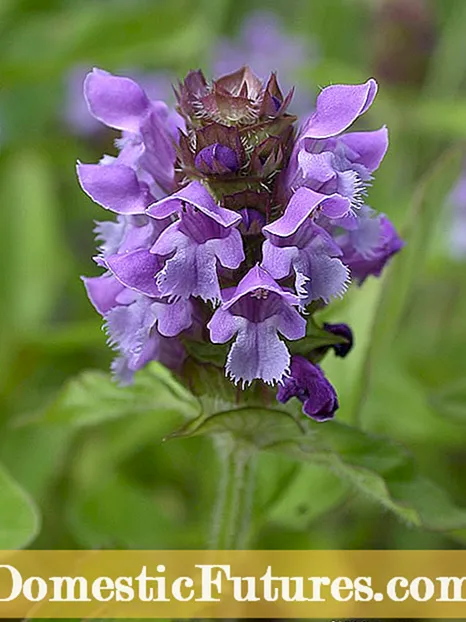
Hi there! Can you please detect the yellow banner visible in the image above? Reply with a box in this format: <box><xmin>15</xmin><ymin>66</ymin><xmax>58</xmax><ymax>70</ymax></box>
<box><xmin>0</xmin><ymin>550</ymin><xmax>466</xmax><ymax>618</ymax></box>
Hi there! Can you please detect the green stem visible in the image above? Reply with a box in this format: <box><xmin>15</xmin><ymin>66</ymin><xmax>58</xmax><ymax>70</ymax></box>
<box><xmin>210</xmin><ymin>436</ymin><xmax>256</xmax><ymax>550</ymax></box>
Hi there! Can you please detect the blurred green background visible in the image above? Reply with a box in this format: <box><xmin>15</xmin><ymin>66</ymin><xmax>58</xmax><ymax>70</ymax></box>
<box><xmin>1</xmin><ymin>0</ymin><xmax>466</xmax><ymax>582</ymax></box>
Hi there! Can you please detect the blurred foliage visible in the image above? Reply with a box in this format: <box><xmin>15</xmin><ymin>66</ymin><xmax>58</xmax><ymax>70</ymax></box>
<box><xmin>0</xmin><ymin>5</ymin><xmax>466</xmax><ymax>616</ymax></box>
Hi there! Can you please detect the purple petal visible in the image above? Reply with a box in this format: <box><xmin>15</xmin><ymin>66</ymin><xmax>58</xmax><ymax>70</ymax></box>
<box><xmin>225</xmin><ymin>318</ymin><xmax>291</xmax><ymax>386</ymax></box>
<box><xmin>261</xmin><ymin>239</ymin><xmax>297</xmax><ymax>280</ymax></box>
<box><xmin>302</xmin><ymin>79</ymin><xmax>378</xmax><ymax>139</ymax></box>
<box><xmin>208</xmin><ymin>228</ymin><xmax>245</xmax><ymax>269</ymax></box>
<box><xmin>156</xmin><ymin>234</ymin><xmax>222</xmax><ymax>302</ymax></box>
<box><xmin>147</xmin><ymin>181</ymin><xmax>241</xmax><ymax>227</ymax></box>
<box><xmin>77</xmin><ymin>163</ymin><xmax>153</xmax><ymax>214</ymax></box>
<box><xmin>106</xmin><ymin>249</ymin><xmax>162</xmax><ymax>297</ymax></box>
<box><xmin>224</xmin><ymin>265</ymin><xmax>299</xmax><ymax>310</ymax></box>
<box><xmin>276</xmin><ymin>305</ymin><xmax>306</xmax><ymax>340</ymax></box>
<box><xmin>153</xmin><ymin>298</ymin><xmax>193</xmax><ymax>337</ymax></box>
<box><xmin>264</xmin><ymin>187</ymin><xmax>350</xmax><ymax>237</ymax></box>
<box><xmin>82</xmin><ymin>274</ymin><xmax>125</xmax><ymax>315</ymax></box>
<box><xmin>139</xmin><ymin>108</ymin><xmax>176</xmax><ymax>193</ymax></box>
<box><xmin>208</xmin><ymin>307</ymin><xmax>238</xmax><ymax>343</ymax></box>
<box><xmin>319</xmin><ymin>195</ymin><xmax>352</xmax><ymax>219</ymax></box>
<box><xmin>277</xmin><ymin>356</ymin><xmax>338</xmax><ymax>421</ymax></box>
<box><xmin>105</xmin><ymin>296</ymin><xmax>157</xmax><ymax>362</ymax></box>
<box><xmin>298</xmin><ymin>151</ymin><xmax>336</xmax><ymax>186</ymax></box>
<box><xmin>296</xmin><ymin>253</ymin><xmax>350</xmax><ymax>303</ymax></box>
<box><xmin>341</xmin><ymin>126</ymin><xmax>389</xmax><ymax>173</ymax></box>
<box><xmin>263</xmin><ymin>187</ymin><xmax>325</xmax><ymax>237</ymax></box>
<box><xmin>84</xmin><ymin>68</ymin><xmax>150</xmax><ymax>132</ymax></box>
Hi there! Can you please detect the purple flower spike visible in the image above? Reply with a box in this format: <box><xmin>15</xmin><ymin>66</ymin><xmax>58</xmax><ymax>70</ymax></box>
<box><xmin>78</xmin><ymin>65</ymin><xmax>400</xmax><ymax>408</ymax></box>
<box><xmin>276</xmin><ymin>355</ymin><xmax>339</xmax><ymax>421</ymax></box>
<box><xmin>208</xmin><ymin>265</ymin><xmax>306</xmax><ymax>386</ymax></box>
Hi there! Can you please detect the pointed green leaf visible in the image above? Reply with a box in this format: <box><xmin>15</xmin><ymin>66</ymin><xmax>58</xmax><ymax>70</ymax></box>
<box><xmin>269</xmin><ymin>421</ymin><xmax>466</xmax><ymax>531</ymax></box>
<box><xmin>168</xmin><ymin>407</ymin><xmax>304</xmax><ymax>450</ymax></box>
<box><xmin>38</xmin><ymin>362</ymin><xmax>200</xmax><ymax>427</ymax></box>
<box><xmin>265</xmin><ymin>463</ymin><xmax>349</xmax><ymax>530</ymax></box>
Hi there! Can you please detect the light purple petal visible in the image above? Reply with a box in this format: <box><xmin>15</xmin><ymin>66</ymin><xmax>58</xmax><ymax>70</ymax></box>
<box><xmin>341</xmin><ymin>126</ymin><xmax>389</xmax><ymax>173</ymax></box>
<box><xmin>152</xmin><ymin>298</ymin><xmax>193</xmax><ymax>337</ymax></box>
<box><xmin>77</xmin><ymin>163</ymin><xmax>153</xmax><ymax>214</ymax></box>
<box><xmin>226</xmin><ymin>318</ymin><xmax>291</xmax><ymax>386</ymax></box>
<box><xmin>82</xmin><ymin>274</ymin><xmax>125</xmax><ymax>314</ymax></box>
<box><xmin>261</xmin><ymin>239</ymin><xmax>297</xmax><ymax>280</ymax></box>
<box><xmin>296</xmin><ymin>253</ymin><xmax>350</xmax><ymax>303</ymax></box>
<box><xmin>298</xmin><ymin>151</ymin><xmax>336</xmax><ymax>186</ymax></box>
<box><xmin>84</xmin><ymin>68</ymin><xmax>150</xmax><ymax>132</ymax></box>
<box><xmin>156</xmin><ymin>235</ymin><xmax>221</xmax><ymax>302</ymax></box>
<box><xmin>105</xmin><ymin>296</ymin><xmax>157</xmax><ymax>362</ymax></box>
<box><xmin>224</xmin><ymin>265</ymin><xmax>299</xmax><ymax>310</ymax></box>
<box><xmin>263</xmin><ymin>187</ymin><xmax>325</xmax><ymax>237</ymax></box>
<box><xmin>208</xmin><ymin>228</ymin><xmax>245</xmax><ymax>269</ymax></box>
<box><xmin>276</xmin><ymin>305</ymin><xmax>306</xmax><ymax>340</ymax></box>
<box><xmin>147</xmin><ymin>181</ymin><xmax>241</xmax><ymax>227</ymax></box>
<box><xmin>302</xmin><ymin>79</ymin><xmax>378</xmax><ymax>139</ymax></box>
<box><xmin>264</xmin><ymin>187</ymin><xmax>350</xmax><ymax>237</ymax></box>
<box><xmin>106</xmin><ymin>249</ymin><xmax>162</xmax><ymax>297</ymax></box>
<box><xmin>319</xmin><ymin>195</ymin><xmax>352</xmax><ymax>219</ymax></box>
<box><xmin>139</xmin><ymin>108</ymin><xmax>177</xmax><ymax>193</ymax></box>
<box><xmin>208</xmin><ymin>307</ymin><xmax>238</xmax><ymax>343</ymax></box>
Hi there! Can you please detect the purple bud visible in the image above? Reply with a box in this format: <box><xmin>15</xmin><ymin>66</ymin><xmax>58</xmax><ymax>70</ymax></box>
<box><xmin>323</xmin><ymin>322</ymin><xmax>353</xmax><ymax>358</ymax></box>
<box><xmin>240</xmin><ymin>208</ymin><xmax>266</xmax><ymax>235</ymax></box>
<box><xmin>195</xmin><ymin>143</ymin><xmax>240</xmax><ymax>175</ymax></box>
<box><xmin>277</xmin><ymin>355</ymin><xmax>338</xmax><ymax>421</ymax></box>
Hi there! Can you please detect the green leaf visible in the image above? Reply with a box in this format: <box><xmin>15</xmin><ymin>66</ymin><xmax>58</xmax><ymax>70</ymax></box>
<box><xmin>38</xmin><ymin>362</ymin><xmax>200</xmax><ymax>427</ymax></box>
<box><xmin>168</xmin><ymin>407</ymin><xmax>304</xmax><ymax>450</ymax></box>
<box><xmin>269</xmin><ymin>421</ymin><xmax>466</xmax><ymax>531</ymax></box>
<box><xmin>265</xmin><ymin>462</ymin><xmax>349</xmax><ymax>530</ymax></box>
<box><xmin>0</xmin><ymin>462</ymin><xmax>41</xmax><ymax>548</ymax></box>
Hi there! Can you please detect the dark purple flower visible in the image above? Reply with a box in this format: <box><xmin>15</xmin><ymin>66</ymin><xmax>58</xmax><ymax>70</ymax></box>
<box><xmin>323</xmin><ymin>323</ymin><xmax>354</xmax><ymax>358</ymax></box>
<box><xmin>277</xmin><ymin>355</ymin><xmax>338</xmax><ymax>421</ymax></box>
<box><xmin>338</xmin><ymin>207</ymin><xmax>404</xmax><ymax>283</ymax></box>
<box><xmin>208</xmin><ymin>265</ymin><xmax>306</xmax><ymax>386</ymax></box>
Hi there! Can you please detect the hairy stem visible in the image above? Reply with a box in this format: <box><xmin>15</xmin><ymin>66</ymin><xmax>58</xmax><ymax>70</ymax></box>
<box><xmin>210</xmin><ymin>436</ymin><xmax>256</xmax><ymax>550</ymax></box>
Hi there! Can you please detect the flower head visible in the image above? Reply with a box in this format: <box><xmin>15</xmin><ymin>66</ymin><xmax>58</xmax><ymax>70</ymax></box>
<box><xmin>78</xmin><ymin>65</ymin><xmax>402</xmax><ymax>417</ymax></box>
<box><xmin>277</xmin><ymin>356</ymin><xmax>339</xmax><ymax>421</ymax></box>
